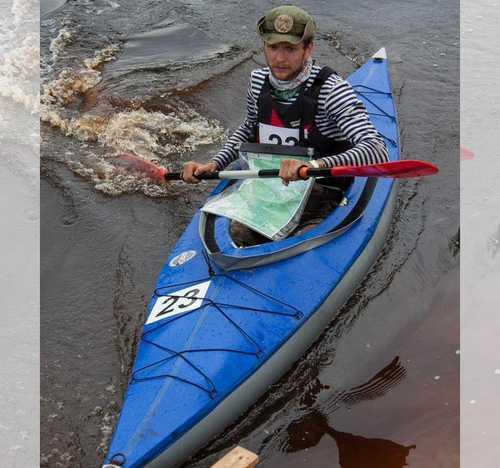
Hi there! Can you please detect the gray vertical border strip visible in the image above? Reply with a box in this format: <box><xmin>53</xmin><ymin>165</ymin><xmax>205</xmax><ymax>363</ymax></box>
<box><xmin>0</xmin><ymin>0</ymin><xmax>40</xmax><ymax>465</ymax></box>
<box><xmin>461</xmin><ymin>0</ymin><xmax>500</xmax><ymax>466</ymax></box>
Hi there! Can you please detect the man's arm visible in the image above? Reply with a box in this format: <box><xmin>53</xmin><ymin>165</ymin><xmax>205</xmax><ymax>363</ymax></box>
<box><xmin>279</xmin><ymin>77</ymin><xmax>389</xmax><ymax>184</ymax></box>
<box><xmin>182</xmin><ymin>76</ymin><xmax>258</xmax><ymax>183</ymax></box>
<box><xmin>318</xmin><ymin>78</ymin><xmax>389</xmax><ymax>168</ymax></box>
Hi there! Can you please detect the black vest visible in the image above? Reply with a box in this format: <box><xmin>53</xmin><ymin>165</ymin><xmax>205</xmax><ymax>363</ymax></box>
<box><xmin>255</xmin><ymin>67</ymin><xmax>353</xmax><ymax>158</ymax></box>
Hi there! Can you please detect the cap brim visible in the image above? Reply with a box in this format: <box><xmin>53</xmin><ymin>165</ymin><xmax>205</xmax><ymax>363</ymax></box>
<box><xmin>261</xmin><ymin>33</ymin><xmax>303</xmax><ymax>45</ymax></box>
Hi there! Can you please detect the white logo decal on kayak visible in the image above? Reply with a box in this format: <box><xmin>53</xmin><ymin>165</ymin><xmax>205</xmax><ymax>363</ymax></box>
<box><xmin>169</xmin><ymin>250</ymin><xmax>197</xmax><ymax>267</ymax></box>
<box><xmin>146</xmin><ymin>281</ymin><xmax>211</xmax><ymax>325</ymax></box>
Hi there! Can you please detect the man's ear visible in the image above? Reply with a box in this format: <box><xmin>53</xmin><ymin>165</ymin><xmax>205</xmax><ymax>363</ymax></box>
<box><xmin>304</xmin><ymin>41</ymin><xmax>315</xmax><ymax>58</ymax></box>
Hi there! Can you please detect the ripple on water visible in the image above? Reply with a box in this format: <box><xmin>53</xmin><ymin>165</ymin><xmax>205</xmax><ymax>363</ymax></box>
<box><xmin>107</xmin><ymin>22</ymin><xmax>232</xmax><ymax>74</ymax></box>
<box><xmin>41</xmin><ymin>0</ymin><xmax>68</xmax><ymax>17</ymax></box>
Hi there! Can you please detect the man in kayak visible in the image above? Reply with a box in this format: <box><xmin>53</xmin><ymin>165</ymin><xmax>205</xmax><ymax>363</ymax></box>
<box><xmin>182</xmin><ymin>5</ymin><xmax>388</xmax><ymax>184</ymax></box>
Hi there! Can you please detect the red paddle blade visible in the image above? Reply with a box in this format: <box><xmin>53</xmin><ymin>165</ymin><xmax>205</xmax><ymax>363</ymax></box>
<box><xmin>110</xmin><ymin>153</ymin><xmax>167</xmax><ymax>183</ymax></box>
<box><xmin>330</xmin><ymin>160</ymin><xmax>439</xmax><ymax>179</ymax></box>
<box><xmin>460</xmin><ymin>146</ymin><xmax>474</xmax><ymax>161</ymax></box>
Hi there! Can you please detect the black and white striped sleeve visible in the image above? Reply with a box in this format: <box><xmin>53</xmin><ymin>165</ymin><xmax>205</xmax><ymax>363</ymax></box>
<box><xmin>319</xmin><ymin>78</ymin><xmax>389</xmax><ymax>168</ymax></box>
<box><xmin>211</xmin><ymin>73</ymin><xmax>259</xmax><ymax>170</ymax></box>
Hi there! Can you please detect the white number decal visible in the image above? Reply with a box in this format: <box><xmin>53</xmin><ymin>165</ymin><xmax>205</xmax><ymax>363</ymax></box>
<box><xmin>259</xmin><ymin>123</ymin><xmax>300</xmax><ymax>146</ymax></box>
<box><xmin>269</xmin><ymin>134</ymin><xmax>282</xmax><ymax>145</ymax></box>
<box><xmin>146</xmin><ymin>281</ymin><xmax>211</xmax><ymax>325</ymax></box>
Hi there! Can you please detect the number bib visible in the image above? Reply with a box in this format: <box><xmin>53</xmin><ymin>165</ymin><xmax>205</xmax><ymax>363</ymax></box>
<box><xmin>258</xmin><ymin>122</ymin><xmax>300</xmax><ymax>146</ymax></box>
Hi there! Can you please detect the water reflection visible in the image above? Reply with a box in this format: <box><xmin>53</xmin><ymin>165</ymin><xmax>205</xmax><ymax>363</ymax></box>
<box><xmin>284</xmin><ymin>357</ymin><xmax>415</xmax><ymax>467</ymax></box>
<box><xmin>286</xmin><ymin>411</ymin><xmax>415</xmax><ymax>467</ymax></box>
<box><xmin>325</xmin><ymin>356</ymin><xmax>407</xmax><ymax>412</ymax></box>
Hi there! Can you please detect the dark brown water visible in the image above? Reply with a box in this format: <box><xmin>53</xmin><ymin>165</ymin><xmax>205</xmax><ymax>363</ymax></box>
<box><xmin>40</xmin><ymin>0</ymin><xmax>459</xmax><ymax>466</ymax></box>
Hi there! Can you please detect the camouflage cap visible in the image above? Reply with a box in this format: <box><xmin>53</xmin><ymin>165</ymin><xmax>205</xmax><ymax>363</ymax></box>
<box><xmin>257</xmin><ymin>6</ymin><xmax>316</xmax><ymax>45</ymax></box>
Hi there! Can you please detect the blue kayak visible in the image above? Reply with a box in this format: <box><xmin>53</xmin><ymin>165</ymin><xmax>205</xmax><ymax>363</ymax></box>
<box><xmin>104</xmin><ymin>48</ymin><xmax>400</xmax><ymax>468</ymax></box>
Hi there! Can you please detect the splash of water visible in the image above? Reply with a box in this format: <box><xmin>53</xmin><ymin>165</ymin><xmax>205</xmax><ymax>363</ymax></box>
<box><xmin>49</xmin><ymin>28</ymin><xmax>73</xmax><ymax>64</ymax></box>
<box><xmin>41</xmin><ymin>42</ymin><xmax>225</xmax><ymax>196</ymax></box>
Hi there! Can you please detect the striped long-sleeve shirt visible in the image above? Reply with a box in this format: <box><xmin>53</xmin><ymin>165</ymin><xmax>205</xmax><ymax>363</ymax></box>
<box><xmin>211</xmin><ymin>65</ymin><xmax>389</xmax><ymax>170</ymax></box>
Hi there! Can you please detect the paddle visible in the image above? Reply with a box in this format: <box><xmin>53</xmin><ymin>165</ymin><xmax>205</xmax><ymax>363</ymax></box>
<box><xmin>111</xmin><ymin>153</ymin><xmax>438</xmax><ymax>183</ymax></box>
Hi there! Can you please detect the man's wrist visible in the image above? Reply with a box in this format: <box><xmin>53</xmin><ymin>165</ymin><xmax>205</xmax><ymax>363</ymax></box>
<box><xmin>308</xmin><ymin>159</ymin><xmax>325</xmax><ymax>169</ymax></box>
<box><xmin>210</xmin><ymin>159</ymin><xmax>223</xmax><ymax>171</ymax></box>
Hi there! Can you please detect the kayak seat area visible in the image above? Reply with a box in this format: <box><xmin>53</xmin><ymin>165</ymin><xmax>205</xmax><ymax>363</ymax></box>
<box><xmin>228</xmin><ymin>178</ymin><xmax>353</xmax><ymax>247</ymax></box>
<box><xmin>200</xmin><ymin>175</ymin><xmax>375</xmax><ymax>265</ymax></box>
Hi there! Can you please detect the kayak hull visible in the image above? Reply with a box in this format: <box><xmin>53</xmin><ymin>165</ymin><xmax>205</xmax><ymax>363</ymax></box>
<box><xmin>104</xmin><ymin>48</ymin><xmax>400</xmax><ymax>468</ymax></box>
<box><xmin>146</xmin><ymin>185</ymin><xmax>396</xmax><ymax>468</ymax></box>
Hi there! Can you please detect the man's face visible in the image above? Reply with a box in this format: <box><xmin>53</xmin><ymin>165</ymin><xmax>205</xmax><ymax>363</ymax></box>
<box><xmin>264</xmin><ymin>41</ymin><xmax>314</xmax><ymax>81</ymax></box>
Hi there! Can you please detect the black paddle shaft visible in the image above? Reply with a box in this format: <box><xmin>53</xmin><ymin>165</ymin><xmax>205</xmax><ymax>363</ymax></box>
<box><xmin>257</xmin><ymin>168</ymin><xmax>332</xmax><ymax>178</ymax></box>
<box><xmin>164</xmin><ymin>172</ymin><xmax>220</xmax><ymax>181</ymax></box>
<box><xmin>164</xmin><ymin>168</ymin><xmax>332</xmax><ymax>181</ymax></box>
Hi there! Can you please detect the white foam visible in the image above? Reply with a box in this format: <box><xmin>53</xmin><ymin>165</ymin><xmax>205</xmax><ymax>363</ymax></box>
<box><xmin>49</xmin><ymin>28</ymin><xmax>73</xmax><ymax>63</ymax></box>
<box><xmin>101</xmin><ymin>108</ymin><xmax>224</xmax><ymax>158</ymax></box>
